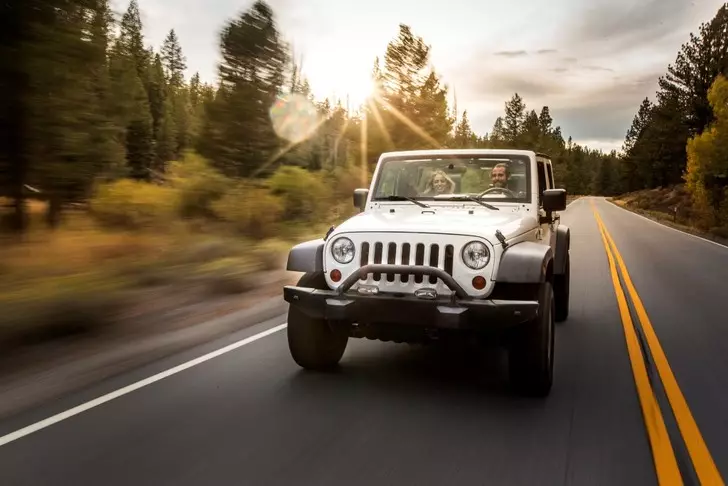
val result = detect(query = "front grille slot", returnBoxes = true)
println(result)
[401,243,411,282]
[373,242,383,281]
[358,240,455,286]
[428,245,440,284]
[414,244,425,283]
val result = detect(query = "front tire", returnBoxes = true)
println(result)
[554,254,570,322]
[287,272,348,371]
[508,281,555,397]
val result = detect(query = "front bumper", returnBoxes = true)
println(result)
[284,264,538,331]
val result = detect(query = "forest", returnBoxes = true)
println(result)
[2,1,728,236]
[0,0,631,239]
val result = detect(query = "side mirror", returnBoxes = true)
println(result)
[542,188,567,212]
[353,188,369,212]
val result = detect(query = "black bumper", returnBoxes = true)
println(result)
[283,286,539,331]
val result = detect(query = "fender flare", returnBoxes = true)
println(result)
[286,239,324,273]
[495,241,553,283]
[554,225,570,275]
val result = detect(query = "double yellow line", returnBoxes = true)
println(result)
[591,201,723,486]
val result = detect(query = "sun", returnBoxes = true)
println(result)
[305,66,376,112]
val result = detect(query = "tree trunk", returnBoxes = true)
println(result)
[45,195,62,229]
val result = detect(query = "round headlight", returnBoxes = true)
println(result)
[331,237,355,264]
[462,241,490,269]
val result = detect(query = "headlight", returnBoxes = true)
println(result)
[462,241,490,269]
[331,237,355,264]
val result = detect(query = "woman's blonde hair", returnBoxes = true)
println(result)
[423,169,455,194]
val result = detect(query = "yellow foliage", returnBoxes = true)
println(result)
[89,179,176,229]
[167,151,230,218]
[268,165,327,221]
[685,74,728,227]
[211,184,284,239]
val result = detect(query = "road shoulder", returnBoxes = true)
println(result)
[0,270,298,421]
[606,198,728,249]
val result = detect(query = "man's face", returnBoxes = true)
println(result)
[491,166,508,188]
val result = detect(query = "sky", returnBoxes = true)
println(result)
[112,0,727,153]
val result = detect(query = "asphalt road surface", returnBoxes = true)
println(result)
[1,197,726,486]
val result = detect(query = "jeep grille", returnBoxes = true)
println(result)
[359,242,455,284]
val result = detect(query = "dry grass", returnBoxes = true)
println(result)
[610,185,728,245]
[0,202,315,349]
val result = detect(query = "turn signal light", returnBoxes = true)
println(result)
[330,269,342,282]
[472,276,486,290]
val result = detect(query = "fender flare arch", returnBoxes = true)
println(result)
[286,239,325,273]
[554,225,570,275]
[495,241,553,283]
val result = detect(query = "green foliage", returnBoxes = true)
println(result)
[268,165,326,221]
[5,0,681,241]
[621,4,728,201]
[168,151,230,219]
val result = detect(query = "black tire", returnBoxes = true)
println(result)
[508,281,555,397]
[554,254,570,322]
[287,272,348,371]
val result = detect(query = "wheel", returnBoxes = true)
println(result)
[287,272,348,371]
[554,254,570,322]
[508,281,555,397]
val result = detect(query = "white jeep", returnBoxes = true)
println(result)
[283,149,570,397]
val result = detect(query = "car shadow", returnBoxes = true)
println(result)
[284,340,553,412]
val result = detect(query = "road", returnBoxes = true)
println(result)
[0,197,726,486]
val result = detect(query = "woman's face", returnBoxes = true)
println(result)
[432,174,448,193]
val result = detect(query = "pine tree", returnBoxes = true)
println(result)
[119,0,149,83]
[538,106,553,135]
[162,29,186,88]
[519,109,541,149]
[490,117,506,145]
[504,93,525,144]
[198,0,289,177]
[377,24,453,149]
[658,4,728,136]
[453,110,476,148]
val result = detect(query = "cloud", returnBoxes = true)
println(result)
[549,72,662,140]
[469,71,566,99]
[537,49,558,55]
[493,50,529,58]
[582,65,614,72]
[566,0,695,55]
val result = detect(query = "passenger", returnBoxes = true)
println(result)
[423,170,455,196]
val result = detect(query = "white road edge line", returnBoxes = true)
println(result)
[604,198,728,250]
[0,323,288,448]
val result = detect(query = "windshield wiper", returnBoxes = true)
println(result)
[375,195,430,208]
[440,195,499,210]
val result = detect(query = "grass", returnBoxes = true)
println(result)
[609,185,728,245]
[0,201,335,350]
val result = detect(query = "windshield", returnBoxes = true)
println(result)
[371,154,532,203]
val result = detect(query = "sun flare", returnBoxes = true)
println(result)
[305,68,376,112]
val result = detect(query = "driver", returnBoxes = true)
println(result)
[491,163,509,188]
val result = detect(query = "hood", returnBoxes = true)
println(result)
[334,205,537,243]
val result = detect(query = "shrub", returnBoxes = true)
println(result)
[328,165,368,201]
[268,165,327,221]
[89,179,176,230]
[211,184,284,239]
[168,151,230,219]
